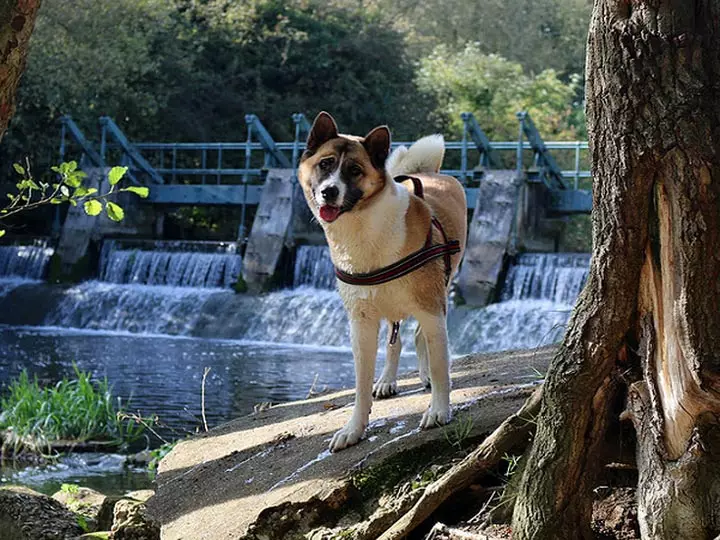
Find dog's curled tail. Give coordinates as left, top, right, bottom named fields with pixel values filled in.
left=386, top=134, right=445, bottom=177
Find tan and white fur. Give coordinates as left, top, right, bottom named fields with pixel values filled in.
left=298, top=112, right=467, bottom=452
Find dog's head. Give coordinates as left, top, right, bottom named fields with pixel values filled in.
left=297, top=112, right=390, bottom=224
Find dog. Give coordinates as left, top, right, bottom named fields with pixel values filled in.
left=297, top=112, right=467, bottom=452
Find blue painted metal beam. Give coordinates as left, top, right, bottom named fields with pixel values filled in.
left=517, top=112, right=568, bottom=190
left=461, top=112, right=501, bottom=168
left=147, top=185, right=263, bottom=205
left=99, top=117, right=164, bottom=184
left=548, top=189, right=592, bottom=214
left=59, top=116, right=104, bottom=167
left=244, top=115, right=291, bottom=169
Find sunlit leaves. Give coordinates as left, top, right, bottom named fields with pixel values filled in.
left=121, top=186, right=149, bottom=198
left=108, top=166, right=128, bottom=186
left=83, top=200, right=102, bottom=216
left=2, top=160, right=147, bottom=227
left=106, top=201, right=125, bottom=222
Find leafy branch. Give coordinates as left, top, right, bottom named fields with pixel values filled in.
left=0, top=160, right=149, bottom=237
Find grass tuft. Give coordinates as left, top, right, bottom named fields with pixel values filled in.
left=0, top=365, right=146, bottom=457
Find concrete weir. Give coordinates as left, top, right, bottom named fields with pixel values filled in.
left=457, top=169, right=522, bottom=306
left=241, top=169, right=296, bottom=293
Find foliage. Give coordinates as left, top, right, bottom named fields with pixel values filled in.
left=417, top=43, right=582, bottom=140
left=1, top=0, right=428, bottom=180
left=147, top=441, right=177, bottom=475
left=0, top=365, right=147, bottom=456
left=0, top=162, right=147, bottom=236
left=362, top=0, right=591, bottom=79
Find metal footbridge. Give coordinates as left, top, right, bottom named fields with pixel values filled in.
left=59, top=111, right=592, bottom=220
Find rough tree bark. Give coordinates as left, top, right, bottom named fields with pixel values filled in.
left=512, top=1, right=720, bottom=539
left=0, top=0, right=42, bottom=143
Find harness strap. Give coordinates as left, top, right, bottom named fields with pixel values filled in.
left=334, top=240, right=461, bottom=286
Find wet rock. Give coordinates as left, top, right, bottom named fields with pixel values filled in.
left=52, top=486, right=118, bottom=532
left=0, top=485, right=84, bottom=540
left=125, top=450, right=153, bottom=468
left=110, top=498, right=160, bottom=540
left=123, top=490, right=155, bottom=503
left=147, top=348, right=555, bottom=540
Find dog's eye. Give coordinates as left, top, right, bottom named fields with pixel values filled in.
left=349, top=165, right=363, bottom=176
left=319, top=157, right=335, bottom=171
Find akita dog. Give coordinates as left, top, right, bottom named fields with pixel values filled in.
left=298, top=112, right=467, bottom=452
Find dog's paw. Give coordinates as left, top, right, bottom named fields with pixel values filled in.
left=373, top=378, right=397, bottom=399
left=329, top=422, right=366, bottom=452
left=420, top=404, right=452, bottom=429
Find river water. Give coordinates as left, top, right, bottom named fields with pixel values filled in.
left=0, top=240, right=589, bottom=494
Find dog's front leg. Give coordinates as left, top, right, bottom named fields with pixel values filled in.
left=415, top=311, right=452, bottom=429
left=329, top=314, right=380, bottom=452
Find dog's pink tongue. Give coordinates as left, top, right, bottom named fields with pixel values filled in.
left=320, top=205, right=341, bottom=223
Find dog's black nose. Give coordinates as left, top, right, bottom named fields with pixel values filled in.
left=321, top=185, right=339, bottom=202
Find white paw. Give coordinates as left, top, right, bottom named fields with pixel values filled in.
left=329, top=421, right=366, bottom=452
left=420, top=404, right=452, bottom=429
left=373, top=378, right=397, bottom=399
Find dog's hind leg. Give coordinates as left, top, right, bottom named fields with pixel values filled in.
left=329, top=314, right=380, bottom=452
left=374, top=320, right=401, bottom=399
left=415, top=311, right=452, bottom=429
left=414, top=325, right=431, bottom=389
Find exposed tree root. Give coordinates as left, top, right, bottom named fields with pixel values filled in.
left=378, top=387, right=542, bottom=540
left=425, top=523, right=507, bottom=540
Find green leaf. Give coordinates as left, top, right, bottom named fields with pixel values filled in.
left=64, top=174, right=82, bottom=188
left=66, top=161, right=78, bottom=173
left=69, top=199, right=77, bottom=206
left=50, top=198, right=64, bottom=204
left=0, top=230, right=5, bottom=238
left=108, top=166, right=128, bottom=186
left=6, top=194, right=15, bottom=201
left=73, top=186, right=97, bottom=198
left=122, top=186, right=149, bottom=198
left=106, top=201, right=125, bottom=222
left=51, top=166, right=61, bottom=174
left=13, top=163, right=25, bottom=176
left=61, top=185, right=70, bottom=197
left=83, top=200, right=102, bottom=216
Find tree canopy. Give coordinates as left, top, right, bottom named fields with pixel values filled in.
left=1, top=0, right=591, bottom=179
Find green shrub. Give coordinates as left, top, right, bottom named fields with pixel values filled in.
left=0, top=365, right=146, bottom=456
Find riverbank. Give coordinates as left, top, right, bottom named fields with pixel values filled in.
left=148, top=347, right=556, bottom=540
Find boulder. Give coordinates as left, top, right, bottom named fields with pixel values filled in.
left=110, top=498, right=160, bottom=540
left=0, top=485, right=84, bottom=540
left=52, top=486, right=117, bottom=532
left=147, top=348, right=555, bottom=540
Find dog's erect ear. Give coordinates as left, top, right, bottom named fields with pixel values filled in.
left=363, top=126, right=391, bottom=171
left=304, top=112, right=339, bottom=158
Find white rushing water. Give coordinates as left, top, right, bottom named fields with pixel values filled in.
left=37, top=244, right=589, bottom=354
left=0, top=239, right=54, bottom=280
left=293, top=245, right=335, bottom=289
left=99, top=240, right=242, bottom=288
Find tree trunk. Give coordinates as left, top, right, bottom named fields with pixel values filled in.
left=512, top=1, right=720, bottom=539
left=0, top=0, right=42, bottom=143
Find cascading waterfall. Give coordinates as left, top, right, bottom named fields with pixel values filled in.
left=0, top=239, right=54, bottom=280
left=293, top=245, right=335, bottom=289
left=99, top=240, right=242, bottom=288
left=34, top=238, right=589, bottom=354
left=0, top=239, right=54, bottom=297
left=451, top=253, right=589, bottom=352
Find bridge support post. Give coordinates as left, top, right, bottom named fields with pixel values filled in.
left=457, top=170, right=523, bottom=306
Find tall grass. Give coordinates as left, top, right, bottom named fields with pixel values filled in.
left=0, top=365, right=146, bottom=456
